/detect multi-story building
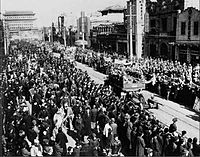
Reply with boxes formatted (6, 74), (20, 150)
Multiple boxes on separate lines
(90, 10), (124, 28)
(3, 11), (42, 40)
(175, 7), (200, 64)
(0, 19), (7, 77)
(90, 5), (127, 55)
(0, 20), (4, 56)
(92, 22), (127, 54)
(125, 0), (146, 59)
(76, 11), (91, 47)
(144, 0), (184, 60)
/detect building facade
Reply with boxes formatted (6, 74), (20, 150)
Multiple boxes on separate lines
(0, 20), (4, 56)
(175, 7), (200, 64)
(76, 11), (91, 47)
(145, 0), (184, 60)
(3, 11), (41, 40)
(91, 23), (127, 55)
(0, 19), (7, 76)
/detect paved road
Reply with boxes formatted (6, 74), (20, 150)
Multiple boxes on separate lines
(75, 61), (200, 142)
(76, 62), (106, 84)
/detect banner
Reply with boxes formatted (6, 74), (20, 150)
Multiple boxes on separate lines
(193, 96), (200, 113)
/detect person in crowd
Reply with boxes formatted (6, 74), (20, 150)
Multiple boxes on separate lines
(63, 101), (74, 131)
(103, 118), (112, 155)
(30, 138), (43, 157)
(135, 131), (146, 157)
(89, 132), (100, 157)
(150, 131), (161, 157)
(42, 139), (53, 156)
(161, 128), (171, 156)
(111, 135), (123, 157)
(80, 136), (91, 156)
(91, 104), (98, 130)
(165, 136), (178, 156)
(169, 118), (178, 136)
(55, 127), (68, 156)
(175, 138), (188, 156)
(110, 118), (118, 145)
(82, 106), (92, 136)
(180, 130), (187, 146)
(123, 113), (133, 156)
(185, 138), (194, 157)
(53, 139), (63, 157)
(72, 141), (82, 157)
(21, 141), (31, 157)
(2, 41), (200, 157)
(74, 113), (84, 140)
(192, 137), (200, 156)
(32, 120), (40, 138)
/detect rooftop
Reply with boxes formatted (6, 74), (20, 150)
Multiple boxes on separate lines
(4, 11), (35, 16)
(99, 5), (125, 16)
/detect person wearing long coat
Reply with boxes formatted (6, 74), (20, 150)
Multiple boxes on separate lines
(135, 132), (146, 157)
(150, 132), (161, 157)
(55, 127), (68, 156)
(74, 114), (84, 140)
(82, 107), (92, 136)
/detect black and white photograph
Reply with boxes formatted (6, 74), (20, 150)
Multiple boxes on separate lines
(0, 0), (200, 156)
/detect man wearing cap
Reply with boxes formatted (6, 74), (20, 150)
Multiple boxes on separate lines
(169, 118), (178, 136)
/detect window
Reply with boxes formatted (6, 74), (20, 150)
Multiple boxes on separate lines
(194, 21), (198, 35)
(173, 17), (177, 32)
(162, 18), (167, 32)
(181, 22), (186, 35)
(150, 19), (156, 28)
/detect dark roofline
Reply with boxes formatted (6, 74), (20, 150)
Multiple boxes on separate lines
(179, 7), (200, 14)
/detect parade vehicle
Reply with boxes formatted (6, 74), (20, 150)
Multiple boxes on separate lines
(104, 73), (160, 109)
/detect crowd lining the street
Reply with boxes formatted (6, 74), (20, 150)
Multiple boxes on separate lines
(75, 48), (200, 109)
(1, 41), (200, 157)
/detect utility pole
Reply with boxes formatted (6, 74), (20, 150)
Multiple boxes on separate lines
(3, 21), (7, 55)
(136, 0), (146, 59)
(129, 0), (133, 61)
(0, 0), (1, 19)
(81, 11), (85, 49)
(63, 26), (66, 47)
(51, 22), (54, 42)
(59, 14), (66, 47)
(126, 0), (136, 61)
(48, 29), (51, 42)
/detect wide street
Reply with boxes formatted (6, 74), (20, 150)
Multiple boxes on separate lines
(76, 61), (200, 142)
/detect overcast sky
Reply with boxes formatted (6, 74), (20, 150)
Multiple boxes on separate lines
(2, 0), (126, 27)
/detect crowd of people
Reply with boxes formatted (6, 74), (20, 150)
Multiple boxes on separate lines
(1, 41), (200, 157)
(75, 48), (200, 109)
